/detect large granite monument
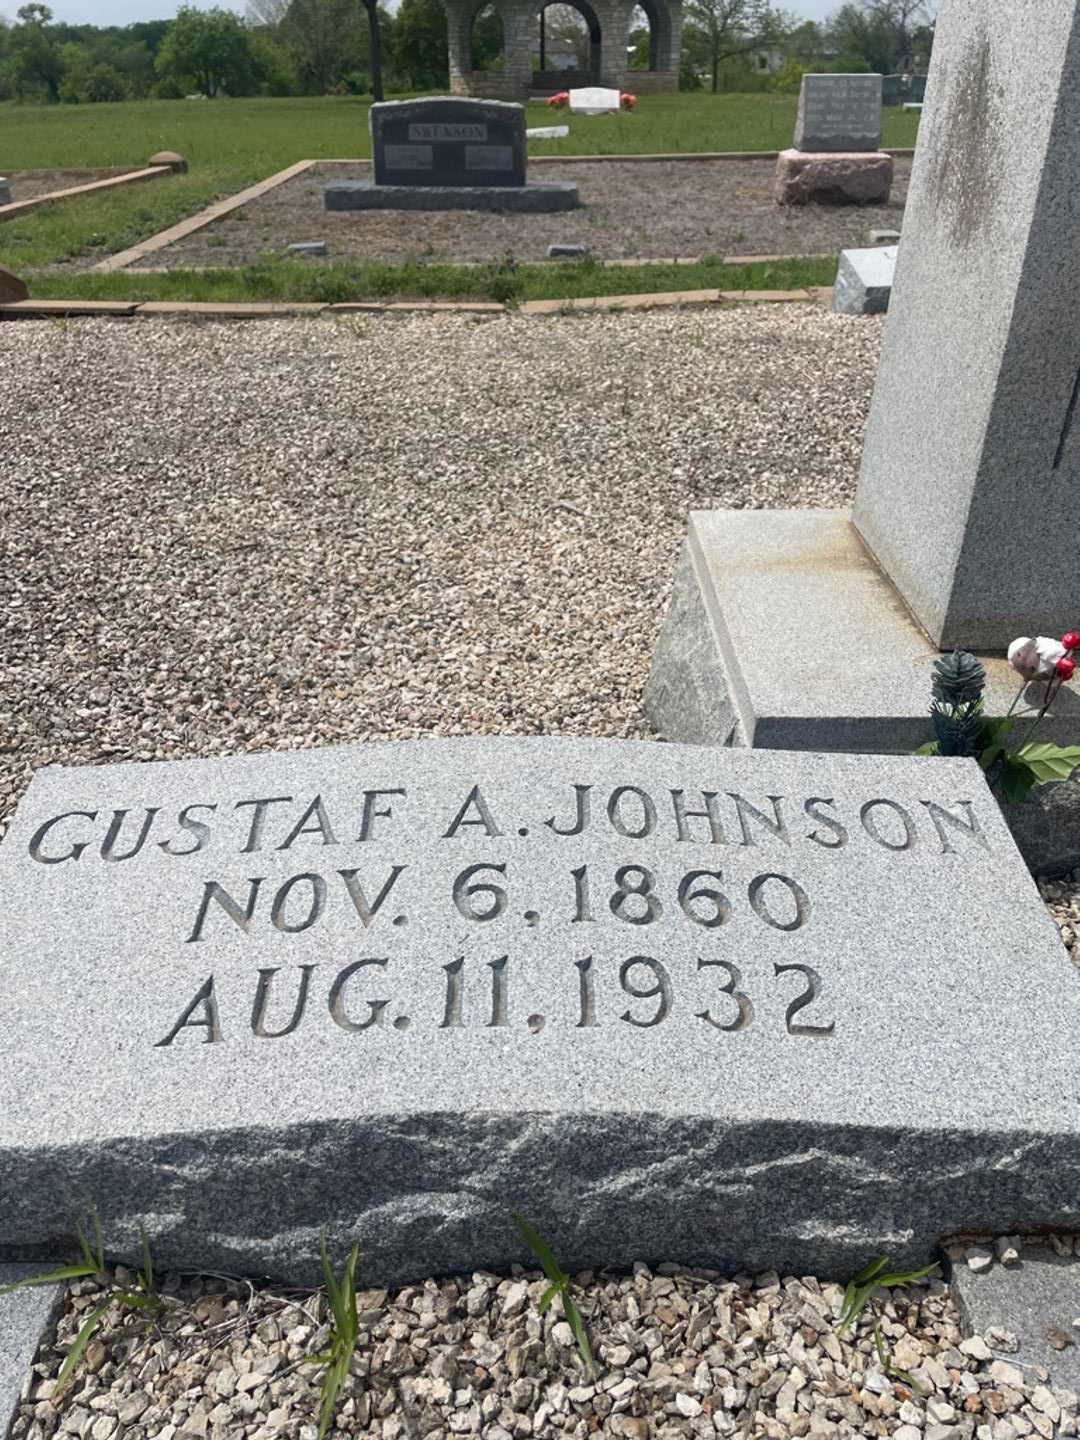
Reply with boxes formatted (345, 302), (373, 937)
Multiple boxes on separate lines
(776, 73), (892, 206)
(0, 736), (1078, 1286)
(650, 0), (1080, 871)
(325, 97), (578, 214)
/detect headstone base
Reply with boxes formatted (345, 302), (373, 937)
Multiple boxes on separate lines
(831, 245), (897, 314)
(324, 181), (579, 213)
(645, 510), (1080, 875)
(775, 148), (893, 206)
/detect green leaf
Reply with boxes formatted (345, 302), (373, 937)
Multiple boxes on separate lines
(979, 717), (1015, 748)
(317, 1347), (352, 1440)
(55, 1298), (113, 1397)
(538, 1281), (563, 1314)
(979, 743), (1004, 772)
(0, 1264), (97, 1294)
(873, 1262), (939, 1289)
(114, 1291), (158, 1310)
(1013, 742), (1080, 784)
(887, 1363), (923, 1393)
(914, 740), (939, 756)
(849, 1256), (891, 1287)
(320, 1233), (347, 1336)
(563, 1294), (594, 1376)
(512, 1214), (567, 1289)
(998, 758), (1038, 806)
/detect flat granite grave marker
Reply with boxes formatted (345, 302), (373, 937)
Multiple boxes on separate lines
(1, 737), (1078, 1287)
(324, 97), (578, 214)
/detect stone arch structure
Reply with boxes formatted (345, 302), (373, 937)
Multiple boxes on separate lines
(447, 0), (681, 101)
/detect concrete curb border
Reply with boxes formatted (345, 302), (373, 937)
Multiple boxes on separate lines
(0, 288), (832, 321)
(93, 160), (317, 273)
(0, 165), (174, 226)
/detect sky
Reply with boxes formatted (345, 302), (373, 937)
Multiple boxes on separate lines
(23, 0), (839, 30)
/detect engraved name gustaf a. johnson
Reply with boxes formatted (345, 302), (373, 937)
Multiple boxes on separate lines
(26, 782), (989, 1047)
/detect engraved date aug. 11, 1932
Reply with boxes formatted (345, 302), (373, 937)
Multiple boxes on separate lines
(154, 953), (834, 1047)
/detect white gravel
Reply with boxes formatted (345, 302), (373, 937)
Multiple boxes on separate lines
(12, 1256), (1080, 1440)
(0, 306), (878, 839)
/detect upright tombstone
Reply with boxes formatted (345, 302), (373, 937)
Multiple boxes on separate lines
(324, 96), (578, 213)
(0, 178), (11, 206)
(648, 0), (1080, 870)
(776, 73), (892, 205)
(1, 736), (1079, 1285)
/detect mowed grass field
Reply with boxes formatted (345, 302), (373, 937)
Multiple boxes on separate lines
(0, 92), (919, 298)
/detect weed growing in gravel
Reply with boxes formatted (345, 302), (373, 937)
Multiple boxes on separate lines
(0, 1215), (160, 1397)
(513, 1213), (594, 1375)
(837, 1255), (939, 1389)
(307, 1234), (362, 1439)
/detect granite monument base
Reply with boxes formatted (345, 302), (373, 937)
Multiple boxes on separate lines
(1, 737), (1078, 1285)
(832, 245), (897, 314)
(645, 511), (1080, 875)
(775, 149), (893, 206)
(324, 181), (579, 213)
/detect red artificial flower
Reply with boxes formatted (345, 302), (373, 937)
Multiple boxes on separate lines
(1063, 631), (1080, 651)
(1057, 656), (1076, 680)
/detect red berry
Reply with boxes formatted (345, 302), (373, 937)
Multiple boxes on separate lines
(1057, 656), (1076, 679)
(1063, 631), (1080, 651)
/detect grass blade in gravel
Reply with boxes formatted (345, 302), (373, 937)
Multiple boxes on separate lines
(55, 1297), (114, 1398)
(513, 1213), (593, 1376)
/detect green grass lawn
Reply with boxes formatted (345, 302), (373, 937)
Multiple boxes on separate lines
(0, 92), (917, 291)
(23, 253), (836, 304)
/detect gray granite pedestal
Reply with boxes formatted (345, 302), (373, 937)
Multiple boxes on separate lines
(645, 510), (1080, 875)
(324, 181), (579, 213)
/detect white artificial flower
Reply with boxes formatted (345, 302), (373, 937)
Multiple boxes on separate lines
(1008, 636), (1040, 680)
(1034, 635), (1067, 675)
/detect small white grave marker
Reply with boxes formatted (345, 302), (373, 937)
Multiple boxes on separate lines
(569, 86), (620, 115)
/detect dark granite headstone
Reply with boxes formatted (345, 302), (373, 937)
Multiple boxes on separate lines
(794, 73), (883, 153)
(371, 96), (526, 189)
(882, 73), (902, 107)
(908, 73), (927, 102)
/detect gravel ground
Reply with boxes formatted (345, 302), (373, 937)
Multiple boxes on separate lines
(12, 1252), (1080, 1440)
(129, 157), (911, 269)
(0, 304), (878, 841)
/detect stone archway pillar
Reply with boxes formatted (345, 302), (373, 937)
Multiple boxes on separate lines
(595, 0), (634, 90)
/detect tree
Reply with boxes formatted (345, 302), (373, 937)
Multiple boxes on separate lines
(859, 0), (932, 69)
(9, 3), (63, 102)
(392, 0), (447, 88)
(681, 0), (786, 93)
(155, 6), (264, 96)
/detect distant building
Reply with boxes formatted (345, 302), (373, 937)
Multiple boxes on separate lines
(750, 46), (786, 74)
